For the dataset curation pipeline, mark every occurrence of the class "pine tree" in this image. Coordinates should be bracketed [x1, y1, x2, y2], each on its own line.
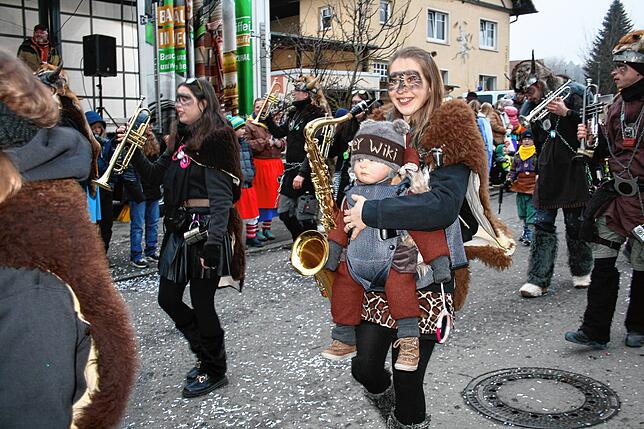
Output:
[583, 0, 633, 94]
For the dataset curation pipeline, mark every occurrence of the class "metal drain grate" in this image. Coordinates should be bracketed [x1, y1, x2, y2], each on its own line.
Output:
[462, 367, 620, 428]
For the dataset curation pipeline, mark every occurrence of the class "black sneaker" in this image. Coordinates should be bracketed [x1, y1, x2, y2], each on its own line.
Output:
[186, 360, 203, 383]
[146, 252, 160, 262]
[181, 374, 228, 398]
[130, 258, 149, 269]
[564, 330, 608, 350]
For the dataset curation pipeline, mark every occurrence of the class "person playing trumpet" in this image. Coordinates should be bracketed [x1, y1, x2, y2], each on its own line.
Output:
[511, 58, 593, 298]
[565, 30, 644, 349]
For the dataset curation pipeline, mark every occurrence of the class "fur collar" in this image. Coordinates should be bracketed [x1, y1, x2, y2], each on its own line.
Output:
[421, 100, 515, 309]
[0, 180, 138, 428]
[189, 125, 243, 185]
[421, 99, 514, 246]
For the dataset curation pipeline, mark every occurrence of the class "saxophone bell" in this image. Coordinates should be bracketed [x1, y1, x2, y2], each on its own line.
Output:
[290, 104, 378, 298]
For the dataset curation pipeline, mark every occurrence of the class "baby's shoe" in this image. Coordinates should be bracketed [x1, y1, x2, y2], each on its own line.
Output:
[321, 340, 357, 361]
[393, 337, 420, 371]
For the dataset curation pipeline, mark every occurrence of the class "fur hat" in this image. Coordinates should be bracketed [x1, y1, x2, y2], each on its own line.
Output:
[613, 30, 644, 64]
[613, 30, 644, 75]
[350, 119, 409, 171]
[511, 51, 560, 93]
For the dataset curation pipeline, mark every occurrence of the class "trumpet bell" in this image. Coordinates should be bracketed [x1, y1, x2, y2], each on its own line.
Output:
[92, 174, 113, 192]
[291, 229, 329, 276]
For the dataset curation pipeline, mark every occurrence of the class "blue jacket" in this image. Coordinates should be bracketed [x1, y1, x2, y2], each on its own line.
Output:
[239, 137, 255, 188]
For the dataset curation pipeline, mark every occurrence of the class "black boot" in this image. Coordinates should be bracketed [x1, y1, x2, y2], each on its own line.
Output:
[526, 228, 558, 289]
[386, 411, 431, 429]
[365, 384, 395, 422]
[176, 319, 205, 382]
[625, 270, 644, 343]
[182, 373, 229, 398]
[566, 232, 593, 279]
[580, 257, 620, 344]
[182, 335, 228, 398]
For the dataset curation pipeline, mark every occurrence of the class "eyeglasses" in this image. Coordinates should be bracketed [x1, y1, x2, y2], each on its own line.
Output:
[612, 62, 629, 73]
[185, 77, 204, 93]
[387, 72, 423, 91]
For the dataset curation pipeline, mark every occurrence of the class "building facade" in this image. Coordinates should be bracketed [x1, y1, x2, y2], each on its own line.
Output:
[270, 0, 536, 95]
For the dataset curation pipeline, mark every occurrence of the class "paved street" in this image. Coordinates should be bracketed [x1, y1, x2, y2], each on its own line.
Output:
[111, 192, 643, 429]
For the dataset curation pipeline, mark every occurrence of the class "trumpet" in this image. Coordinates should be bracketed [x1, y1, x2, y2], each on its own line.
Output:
[291, 100, 373, 298]
[93, 97, 150, 191]
[576, 78, 613, 158]
[519, 79, 572, 127]
[251, 78, 282, 124]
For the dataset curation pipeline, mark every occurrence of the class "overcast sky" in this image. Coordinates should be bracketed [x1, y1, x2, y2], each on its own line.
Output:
[509, 0, 644, 64]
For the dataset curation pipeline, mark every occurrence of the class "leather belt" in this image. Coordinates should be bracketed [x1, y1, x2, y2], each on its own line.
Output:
[182, 198, 209, 208]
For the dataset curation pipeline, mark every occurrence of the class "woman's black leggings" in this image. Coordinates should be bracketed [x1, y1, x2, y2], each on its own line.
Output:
[158, 276, 222, 339]
[351, 321, 435, 425]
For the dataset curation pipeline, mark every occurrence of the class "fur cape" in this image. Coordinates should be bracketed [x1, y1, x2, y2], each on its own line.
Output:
[191, 125, 246, 285]
[421, 99, 515, 309]
[0, 180, 138, 428]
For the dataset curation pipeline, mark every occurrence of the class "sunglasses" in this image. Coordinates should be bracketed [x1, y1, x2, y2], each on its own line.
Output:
[185, 77, 204, 93]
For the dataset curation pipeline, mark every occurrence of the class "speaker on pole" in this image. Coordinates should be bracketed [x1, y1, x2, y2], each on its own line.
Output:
[83, 34, 117, 77]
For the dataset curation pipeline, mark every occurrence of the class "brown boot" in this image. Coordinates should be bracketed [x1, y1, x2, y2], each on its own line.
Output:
[321, 340, 357, 361]
[393, 337, 419, 371]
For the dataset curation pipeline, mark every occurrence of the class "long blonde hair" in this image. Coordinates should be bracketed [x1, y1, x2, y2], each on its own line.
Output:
[388, 47, 444, 144]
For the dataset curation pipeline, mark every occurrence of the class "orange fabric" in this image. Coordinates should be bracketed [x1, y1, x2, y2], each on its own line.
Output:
[384, 269, 421, 320]
[409, 229, 450, 262]
[330, 261, 364, 326]
[234, 186, 260, 219]
[253, 158, 283, 208]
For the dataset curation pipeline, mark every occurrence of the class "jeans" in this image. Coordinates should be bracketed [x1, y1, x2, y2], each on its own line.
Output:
[129, 199, 160, 261]
[534, 206, 582, 235]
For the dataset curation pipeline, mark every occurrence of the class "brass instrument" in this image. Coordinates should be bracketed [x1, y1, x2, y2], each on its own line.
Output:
[93, 97, 151, 191]
[251, 78, 282, 124]
[576, 77, 613, 158]
[519, 79, 572, 127]
[291, 100, 371, 298]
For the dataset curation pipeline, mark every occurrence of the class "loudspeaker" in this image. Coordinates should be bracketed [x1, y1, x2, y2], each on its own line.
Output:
[83, 34, 117, 77]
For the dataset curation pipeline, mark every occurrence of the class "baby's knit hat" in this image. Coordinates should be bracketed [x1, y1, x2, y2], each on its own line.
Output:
[350, 119, 409, 172]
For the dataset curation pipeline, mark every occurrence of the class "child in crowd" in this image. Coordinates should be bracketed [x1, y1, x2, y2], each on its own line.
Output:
[321, 120, 453, 372]
[507, 129, 537, 245]
[228, 115, 263, 248]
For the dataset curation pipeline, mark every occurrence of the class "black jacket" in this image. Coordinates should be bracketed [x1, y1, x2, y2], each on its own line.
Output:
[532, 92, 589, 209]
[264, 100, 324, 198]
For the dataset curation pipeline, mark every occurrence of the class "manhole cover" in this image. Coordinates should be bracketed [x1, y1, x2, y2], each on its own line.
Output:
[462, 367, 620, 428]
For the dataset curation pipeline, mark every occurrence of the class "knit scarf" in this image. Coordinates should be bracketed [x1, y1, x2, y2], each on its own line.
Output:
[518, 144, 536, 161]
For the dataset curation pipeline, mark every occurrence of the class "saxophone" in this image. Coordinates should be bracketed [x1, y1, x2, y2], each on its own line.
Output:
[290, 100, 372, 298]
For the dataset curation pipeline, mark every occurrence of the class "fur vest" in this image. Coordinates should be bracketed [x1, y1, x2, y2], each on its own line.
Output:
[0, 179, 138, 428]
[421, 99, 515, 309]
[189, 125, 246, 284]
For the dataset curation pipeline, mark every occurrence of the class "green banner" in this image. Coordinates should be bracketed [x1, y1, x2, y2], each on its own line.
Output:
[235, 0, 253, 116]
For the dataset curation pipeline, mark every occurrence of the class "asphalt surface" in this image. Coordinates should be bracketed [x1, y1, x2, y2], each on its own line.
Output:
[110, 192, 643, 429]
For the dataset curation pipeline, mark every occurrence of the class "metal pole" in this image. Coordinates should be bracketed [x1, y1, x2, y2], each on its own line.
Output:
[154, 2, 163, 135]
